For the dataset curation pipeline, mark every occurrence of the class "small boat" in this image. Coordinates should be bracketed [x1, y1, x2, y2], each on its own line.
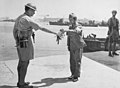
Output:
[83, 37, 120, 52]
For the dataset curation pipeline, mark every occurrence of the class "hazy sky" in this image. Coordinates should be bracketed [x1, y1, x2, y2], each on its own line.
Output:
[0, 0, 120, 21]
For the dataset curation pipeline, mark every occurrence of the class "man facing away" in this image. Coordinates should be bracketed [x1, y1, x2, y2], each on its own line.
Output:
[107, 10, 119, 57]
[13, 3, 57, 88]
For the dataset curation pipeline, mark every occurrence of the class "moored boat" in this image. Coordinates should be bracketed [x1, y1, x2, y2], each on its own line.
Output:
[83, 37, 120, 52]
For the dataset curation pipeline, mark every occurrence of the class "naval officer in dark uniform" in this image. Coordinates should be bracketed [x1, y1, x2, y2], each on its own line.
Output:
[107, 10, 119, 57]
[66, 13, 86, 82]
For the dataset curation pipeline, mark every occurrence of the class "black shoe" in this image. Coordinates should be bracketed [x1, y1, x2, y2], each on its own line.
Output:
[72, 77, 78, 82]
[68, 75, 74, 80]
[112, 52, 119, 56]
[19, 85, 33, 88]
[17, 82, 30, 87]
[108, 53, 113, 57]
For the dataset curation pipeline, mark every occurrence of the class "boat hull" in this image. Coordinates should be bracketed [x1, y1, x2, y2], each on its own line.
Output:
[83, 38, 120, 52]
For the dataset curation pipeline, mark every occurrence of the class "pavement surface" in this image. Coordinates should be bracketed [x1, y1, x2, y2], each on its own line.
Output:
[84, 51, 120, 71]
[0, 54, 120, 88]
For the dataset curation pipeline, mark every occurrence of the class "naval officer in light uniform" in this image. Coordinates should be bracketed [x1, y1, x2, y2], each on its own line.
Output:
[13, 3, 57, 88]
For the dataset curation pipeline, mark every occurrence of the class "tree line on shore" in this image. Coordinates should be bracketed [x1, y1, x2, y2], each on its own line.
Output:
[0, 17, 108, 27]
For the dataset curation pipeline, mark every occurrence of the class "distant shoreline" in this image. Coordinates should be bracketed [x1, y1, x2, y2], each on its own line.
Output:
[0, 20, 15, 22]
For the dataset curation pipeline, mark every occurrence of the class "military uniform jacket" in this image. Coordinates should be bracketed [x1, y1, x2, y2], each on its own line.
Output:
[13, 13, 41, 61]
[107, 17, 119, 38]
[67, 24, 86, 51]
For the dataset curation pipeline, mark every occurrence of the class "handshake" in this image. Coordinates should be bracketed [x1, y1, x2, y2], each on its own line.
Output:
[56, 29, 65, 44]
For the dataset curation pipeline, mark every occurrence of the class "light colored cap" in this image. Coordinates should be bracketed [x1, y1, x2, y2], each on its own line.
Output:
[69, 13, 77, 18]
[69, 13, 75, 18]
[69, 13, 77, 20]
[25, 3, 36, 11]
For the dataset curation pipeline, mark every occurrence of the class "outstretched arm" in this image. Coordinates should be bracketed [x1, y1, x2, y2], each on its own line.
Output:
[40, 27, 57, 35]
[63, 28, 82, 35]
[29, 19, 57, 35]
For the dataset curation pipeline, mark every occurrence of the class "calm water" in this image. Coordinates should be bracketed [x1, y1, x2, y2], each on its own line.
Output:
[0, 22, 109, 61]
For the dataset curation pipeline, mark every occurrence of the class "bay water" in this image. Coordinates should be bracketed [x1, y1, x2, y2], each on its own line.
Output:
[0, 22, 108, 61]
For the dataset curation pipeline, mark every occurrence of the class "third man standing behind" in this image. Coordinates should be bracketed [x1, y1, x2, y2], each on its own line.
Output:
[107, 10, 119, 57]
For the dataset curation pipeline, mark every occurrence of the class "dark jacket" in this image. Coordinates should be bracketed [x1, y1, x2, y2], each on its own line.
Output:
[107, 17, 119, 36]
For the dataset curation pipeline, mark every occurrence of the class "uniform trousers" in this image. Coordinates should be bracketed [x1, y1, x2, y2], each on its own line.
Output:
[69, 49, 82, 77]
[108, 30, 119, 53]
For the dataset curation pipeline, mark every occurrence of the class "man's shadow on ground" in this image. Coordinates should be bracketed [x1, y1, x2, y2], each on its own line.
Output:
[0, 85, 16, 88]
[32, 77, 71, 87]
[0, 77, 70, 88]
[0, 85, 39, 88]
